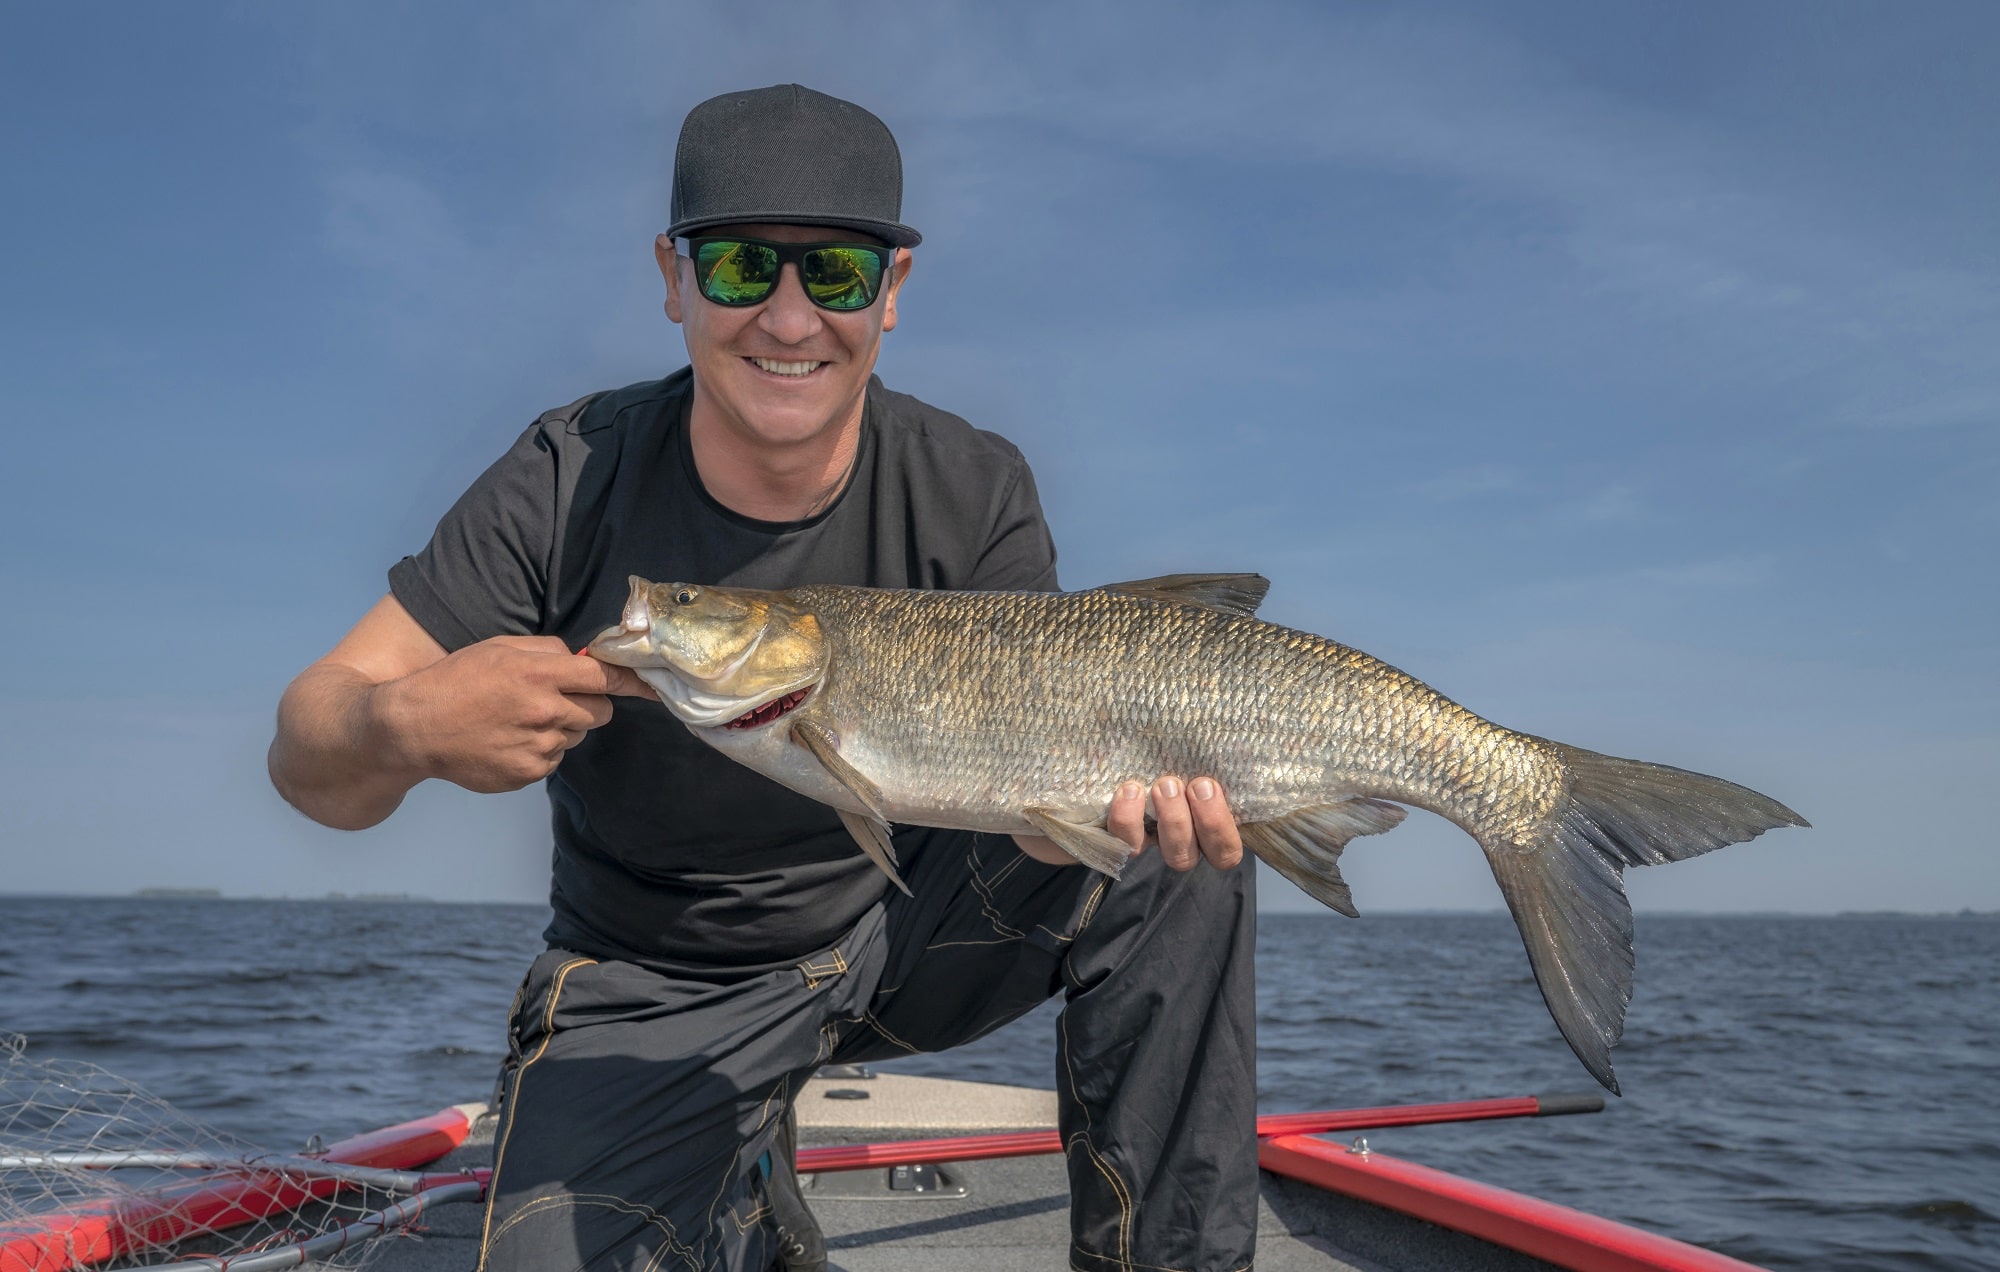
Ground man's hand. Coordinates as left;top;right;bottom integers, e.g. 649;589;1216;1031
269;596;654;831
1013;776;1245;872
374;638;655;794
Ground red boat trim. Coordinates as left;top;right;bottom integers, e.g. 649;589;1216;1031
0;1107;476;1272
1258;1133;1761;1272
10;1094;1726;1272
799;1130;1059;1173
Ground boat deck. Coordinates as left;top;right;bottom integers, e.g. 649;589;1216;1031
376;1073;1556;1271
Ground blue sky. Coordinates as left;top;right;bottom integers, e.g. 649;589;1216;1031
1;1;1993;913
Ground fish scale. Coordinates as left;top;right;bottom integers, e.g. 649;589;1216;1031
803;586;1463;827
589;571;1806;1092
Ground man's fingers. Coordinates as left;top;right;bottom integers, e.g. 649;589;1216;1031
490;635;575;655
598;663;658;700
551;652;654;698
1152;776;1197;871
565;692;617;731
1187;777;1244;869
1106;781;1148;852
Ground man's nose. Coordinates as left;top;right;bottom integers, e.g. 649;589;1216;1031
756;263;823;344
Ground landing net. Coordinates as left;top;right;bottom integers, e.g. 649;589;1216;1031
0;1037;483;1271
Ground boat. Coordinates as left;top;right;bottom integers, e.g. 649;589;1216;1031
2;1061;1759;1271
338;1068;1762;1272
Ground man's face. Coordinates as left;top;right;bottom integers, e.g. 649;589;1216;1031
657;223;912;449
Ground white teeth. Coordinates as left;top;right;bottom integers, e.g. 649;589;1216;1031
751;357;823;377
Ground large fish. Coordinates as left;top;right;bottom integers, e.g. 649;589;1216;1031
588;573;1805;1091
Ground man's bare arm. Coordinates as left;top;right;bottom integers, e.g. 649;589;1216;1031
268;595;652;831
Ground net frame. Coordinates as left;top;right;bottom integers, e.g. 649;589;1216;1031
0;1037;487;1271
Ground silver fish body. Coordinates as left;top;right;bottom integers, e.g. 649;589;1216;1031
590;573;1805;1092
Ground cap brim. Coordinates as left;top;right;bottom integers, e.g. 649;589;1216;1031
666;211;921;248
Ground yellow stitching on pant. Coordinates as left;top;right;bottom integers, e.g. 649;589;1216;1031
699;1075;789;1253
974;839;1030;894
985;850;1027;887
965;845;1028;939
1061;879;1113;990
1060;1011;1134;1271
1088;1137;1135;1269
969;860;1027;939
798;948;850;989
1079;878;1109;931
1072;1255;1250;1272
860;1008;920;1054
487;1192;700;1272
922;937;1017;950
1066;1132;1135;1271
477;956;596;1271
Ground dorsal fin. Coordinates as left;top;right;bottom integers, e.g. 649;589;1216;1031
1096;573;1271;617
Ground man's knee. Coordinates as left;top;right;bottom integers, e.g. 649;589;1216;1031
1063;850;1256;995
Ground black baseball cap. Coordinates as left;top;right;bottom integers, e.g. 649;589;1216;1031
667;84;922;248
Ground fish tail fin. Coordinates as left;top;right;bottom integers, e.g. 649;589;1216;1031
1484;743;1807;1094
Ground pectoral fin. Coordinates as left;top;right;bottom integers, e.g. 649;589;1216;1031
1239;798;1407;918
838;809;912;898
1023;807;1134;878
791;719;910;896
1095;573;1271;617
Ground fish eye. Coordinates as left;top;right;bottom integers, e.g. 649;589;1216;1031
674;587;698;606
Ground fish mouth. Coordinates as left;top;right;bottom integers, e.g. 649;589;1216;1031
722;687;814;730
586;580;663;666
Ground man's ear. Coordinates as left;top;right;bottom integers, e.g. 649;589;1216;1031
880;247;913;333
656;235;685;325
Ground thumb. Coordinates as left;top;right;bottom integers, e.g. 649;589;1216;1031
590;658;659;701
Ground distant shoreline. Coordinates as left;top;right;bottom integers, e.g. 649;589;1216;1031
0;893;1992;919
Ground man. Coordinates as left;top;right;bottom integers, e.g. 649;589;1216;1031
270;84;1258;1272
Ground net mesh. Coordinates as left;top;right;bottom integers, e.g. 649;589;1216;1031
0;1036;453;1270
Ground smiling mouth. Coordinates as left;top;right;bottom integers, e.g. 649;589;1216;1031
747;356;826;378
723;687;813;730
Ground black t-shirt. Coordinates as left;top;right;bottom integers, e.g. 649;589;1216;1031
388;369;1059;975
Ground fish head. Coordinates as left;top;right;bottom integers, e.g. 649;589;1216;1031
588;576;826;729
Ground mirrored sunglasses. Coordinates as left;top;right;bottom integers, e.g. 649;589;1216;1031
687;237;892;312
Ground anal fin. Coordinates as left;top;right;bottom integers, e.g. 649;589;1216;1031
791;719;910;896
1023;808;1134;878
1240;798;1406;918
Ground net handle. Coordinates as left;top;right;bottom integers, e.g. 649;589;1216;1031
0;1154;428;1190
151;1178;487;1272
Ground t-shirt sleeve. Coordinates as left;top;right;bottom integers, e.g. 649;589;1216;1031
969;456;1061;592
387;423;557;651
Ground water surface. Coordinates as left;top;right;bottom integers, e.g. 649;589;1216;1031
1;899;1992;1270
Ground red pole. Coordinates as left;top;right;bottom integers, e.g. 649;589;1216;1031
795;1093;1600;1174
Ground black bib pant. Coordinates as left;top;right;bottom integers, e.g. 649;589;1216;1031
476;830;1258;1272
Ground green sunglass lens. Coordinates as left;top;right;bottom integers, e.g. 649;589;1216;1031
802;247;884;310
696;241;780;304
